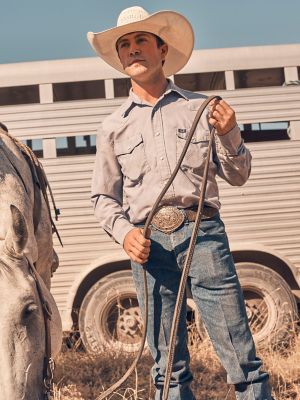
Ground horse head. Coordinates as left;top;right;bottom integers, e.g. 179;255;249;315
0;205;62;400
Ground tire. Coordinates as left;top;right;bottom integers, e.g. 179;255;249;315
79;271;204;353
79;270;143;353
79;263;297;353
235;262;298;349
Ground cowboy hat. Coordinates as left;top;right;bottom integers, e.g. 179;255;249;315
87;6;194;77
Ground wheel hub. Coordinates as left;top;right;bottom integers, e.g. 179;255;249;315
116;306;143;343
244;297;268;334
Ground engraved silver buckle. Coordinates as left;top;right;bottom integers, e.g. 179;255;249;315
151;206;185;234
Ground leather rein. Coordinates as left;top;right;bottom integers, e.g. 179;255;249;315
27;257;55;400
97;94;221;399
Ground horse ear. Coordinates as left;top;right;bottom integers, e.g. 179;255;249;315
4;205;28;257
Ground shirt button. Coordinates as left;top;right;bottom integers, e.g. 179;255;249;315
160;156;164;160
155;132;160;136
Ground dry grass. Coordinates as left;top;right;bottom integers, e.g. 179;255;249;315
52;329;300;400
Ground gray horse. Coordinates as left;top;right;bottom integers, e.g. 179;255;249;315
0;126;62;399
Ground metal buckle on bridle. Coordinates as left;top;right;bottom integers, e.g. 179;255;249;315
43;357;55;399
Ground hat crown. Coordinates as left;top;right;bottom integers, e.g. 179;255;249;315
117;6;150;27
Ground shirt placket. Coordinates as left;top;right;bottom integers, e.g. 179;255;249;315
151;104;175;199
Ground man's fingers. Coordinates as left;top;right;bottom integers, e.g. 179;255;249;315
127;241;150;261
131;239;150;254
210;103;226;117
141;227;152;239
123;228;151;264
134;229;151;246
211;110;224;120
128;234;151;255
219;99;233;112
208;97;236;136
210;99;231;114
208;117;220;128
128;249;149;264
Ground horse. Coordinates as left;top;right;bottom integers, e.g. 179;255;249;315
0;125;62;399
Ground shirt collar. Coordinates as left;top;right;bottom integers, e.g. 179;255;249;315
122;79;189;118
164;79;189;101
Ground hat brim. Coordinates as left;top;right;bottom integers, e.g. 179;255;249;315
87;10;194;77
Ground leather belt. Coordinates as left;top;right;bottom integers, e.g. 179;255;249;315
151;205;218;234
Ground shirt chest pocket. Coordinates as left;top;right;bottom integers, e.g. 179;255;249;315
176;127;211;172
114;133;150;182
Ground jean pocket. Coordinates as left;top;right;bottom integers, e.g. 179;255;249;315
114;133;150;182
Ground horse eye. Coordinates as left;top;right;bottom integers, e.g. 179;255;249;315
22;303;38;320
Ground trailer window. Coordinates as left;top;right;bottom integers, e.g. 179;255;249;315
53;80;105;102
234;68;284;89
56;135;96;156
174;72;226;91
113;78;131;97
0;85;40;106
239;122;290;142
21;138;43;158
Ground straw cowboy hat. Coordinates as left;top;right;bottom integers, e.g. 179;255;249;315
87;6;194;77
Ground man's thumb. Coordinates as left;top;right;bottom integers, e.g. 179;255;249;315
141;227;151;239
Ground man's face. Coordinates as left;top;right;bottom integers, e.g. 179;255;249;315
116;31;168;80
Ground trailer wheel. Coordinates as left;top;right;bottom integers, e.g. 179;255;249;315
79;271;205;353
79;271;143;353
235;262;298;348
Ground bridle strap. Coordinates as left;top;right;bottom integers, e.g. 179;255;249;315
96;94;221;399
26;258;54;399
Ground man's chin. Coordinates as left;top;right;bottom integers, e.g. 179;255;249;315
125;64;148;78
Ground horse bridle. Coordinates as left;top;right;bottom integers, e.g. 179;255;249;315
97;95;222;399
0;131;61;398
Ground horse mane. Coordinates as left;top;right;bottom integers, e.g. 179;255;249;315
0;122;8;132
0;129;62;247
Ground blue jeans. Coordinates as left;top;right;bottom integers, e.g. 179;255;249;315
131;214;272;400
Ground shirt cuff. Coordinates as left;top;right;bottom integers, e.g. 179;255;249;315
112;218;135;246
217;124;243;155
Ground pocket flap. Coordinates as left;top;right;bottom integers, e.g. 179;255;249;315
114;134;143;156
176;128;210;143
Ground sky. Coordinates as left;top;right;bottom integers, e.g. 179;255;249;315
1;0;300;64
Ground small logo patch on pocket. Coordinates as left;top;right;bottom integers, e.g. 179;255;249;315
178;128;187;133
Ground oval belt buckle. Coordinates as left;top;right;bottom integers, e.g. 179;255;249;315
151;206;185;234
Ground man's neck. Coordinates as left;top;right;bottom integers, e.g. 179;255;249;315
131;75;168;105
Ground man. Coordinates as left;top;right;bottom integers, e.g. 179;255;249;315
89;6;273;400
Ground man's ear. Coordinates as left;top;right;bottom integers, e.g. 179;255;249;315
161;43;168;61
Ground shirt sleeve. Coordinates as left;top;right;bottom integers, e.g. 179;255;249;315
91;129;134;245
213;124;252;186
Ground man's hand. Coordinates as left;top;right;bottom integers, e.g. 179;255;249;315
123;228;151;264
208;99;237;136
